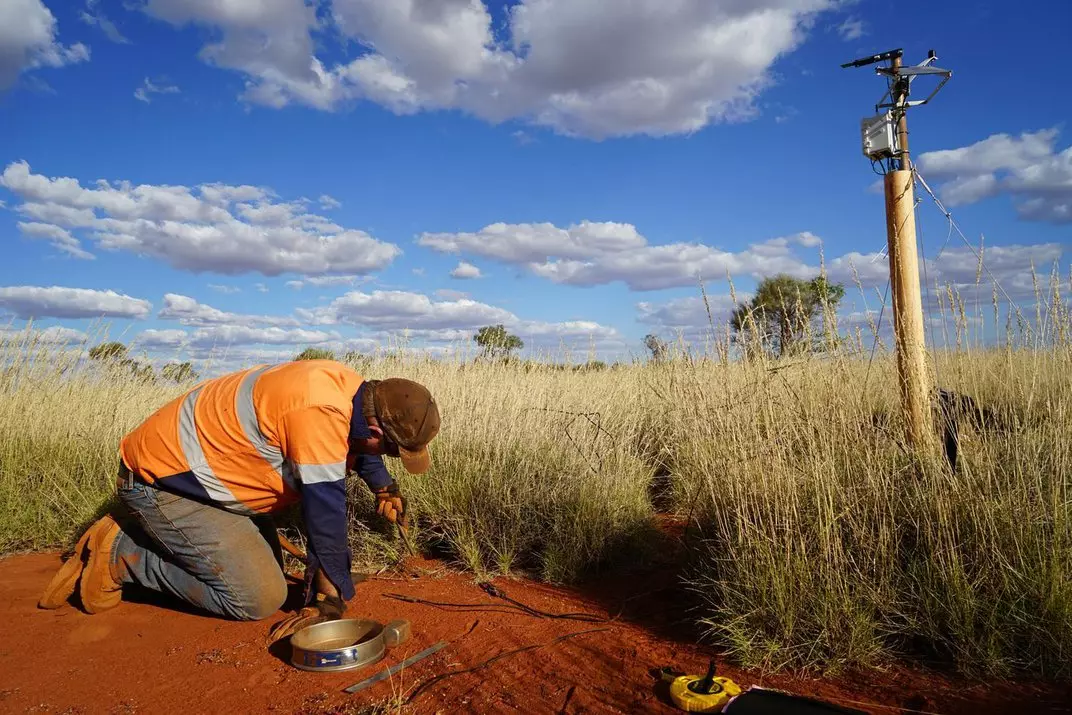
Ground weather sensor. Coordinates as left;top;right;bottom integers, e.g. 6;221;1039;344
842;48;952;169
861;112;897;160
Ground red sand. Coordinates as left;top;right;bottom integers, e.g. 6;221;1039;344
1;552;1070;714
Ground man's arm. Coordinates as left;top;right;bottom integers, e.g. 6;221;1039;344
349;383;406;521
352;452;394;491
278;405;355;603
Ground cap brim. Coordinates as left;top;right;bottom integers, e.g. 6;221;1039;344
399;445;430;475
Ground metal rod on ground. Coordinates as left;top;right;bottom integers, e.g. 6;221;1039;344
397;522;417;557
343;640;448;694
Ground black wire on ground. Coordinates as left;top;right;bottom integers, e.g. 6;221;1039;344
383;585;609;624
382;593;531;616
478;582;608;623
403;628;610;706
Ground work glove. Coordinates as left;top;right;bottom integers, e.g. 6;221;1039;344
266;592;345;645
373;482;407;527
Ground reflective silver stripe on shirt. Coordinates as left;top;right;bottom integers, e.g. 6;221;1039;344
235;365;298;492
179;385;256;514
295;461;347;485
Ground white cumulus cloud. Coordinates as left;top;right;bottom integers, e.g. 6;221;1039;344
135;325;341;350
158;293;299;327
0;0;90;90
421;221;823;290
635;240;1065;343
136;0;837;139
434;288;468;300
285;275;365;290
295;288;621;350
17;221;95;259
135;328;189;348
0;324;89;344
0;285;151;319
917;128;1072;223
0;161;401;275
299;289;514;330
208;283;240;294
924;242;1063;303
449;260;482;279
637;293;745;331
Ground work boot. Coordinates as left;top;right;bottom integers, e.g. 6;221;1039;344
38;524;96;609
78;514;124;614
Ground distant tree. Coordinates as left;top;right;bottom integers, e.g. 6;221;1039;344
343;350;374;369
295;347;336;361
161;361;198;384
88;341;155;381
575;360;607;372
730;274;845;359
473;324;523;360
127;361;156;383
89;342;129;362
643;334;668;362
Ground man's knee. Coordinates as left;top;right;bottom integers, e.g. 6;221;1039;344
228;571;287;621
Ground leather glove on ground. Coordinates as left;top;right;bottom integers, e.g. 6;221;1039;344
373;483;407;527
266;592;345;645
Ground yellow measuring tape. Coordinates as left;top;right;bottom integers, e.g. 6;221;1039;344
660;662;741;713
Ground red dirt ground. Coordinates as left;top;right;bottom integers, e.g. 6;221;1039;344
1;552;1070;715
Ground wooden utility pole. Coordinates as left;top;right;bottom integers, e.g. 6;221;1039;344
843;48;952;449
885;55;933;448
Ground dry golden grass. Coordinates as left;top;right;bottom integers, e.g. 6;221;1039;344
0;281;1069;679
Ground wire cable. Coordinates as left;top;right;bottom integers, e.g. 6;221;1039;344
478;582;608;622
383;588;609;624
861;279;891;398
402;628;610;706
914;168;1035;341
912;170;942;390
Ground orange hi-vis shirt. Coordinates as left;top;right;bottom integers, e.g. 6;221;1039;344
119;360;371;600
121;359;362;514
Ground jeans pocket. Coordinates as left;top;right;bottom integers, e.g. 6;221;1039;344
118;484;182;559
152;488;186;508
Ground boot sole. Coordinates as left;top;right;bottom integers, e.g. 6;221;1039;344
38;527;94;609
79;516;123;615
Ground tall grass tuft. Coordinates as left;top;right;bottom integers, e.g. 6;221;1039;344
669;273;1072;678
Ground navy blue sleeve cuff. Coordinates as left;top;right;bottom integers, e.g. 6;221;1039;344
349;382;395;492
300;479;355;602
355;453;394;491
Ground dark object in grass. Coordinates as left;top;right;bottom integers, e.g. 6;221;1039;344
935;388;1006;472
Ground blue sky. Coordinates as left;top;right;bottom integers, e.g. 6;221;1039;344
1;0;1069;369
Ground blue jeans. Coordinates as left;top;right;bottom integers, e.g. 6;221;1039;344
111;467;288;621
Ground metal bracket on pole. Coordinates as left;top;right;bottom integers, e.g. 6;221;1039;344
873;53;952;112
842;49;953;165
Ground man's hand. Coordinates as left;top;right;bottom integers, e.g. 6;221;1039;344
266;592;345;645
373;482;407;527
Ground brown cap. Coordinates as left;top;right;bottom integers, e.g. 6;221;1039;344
369;378;440;474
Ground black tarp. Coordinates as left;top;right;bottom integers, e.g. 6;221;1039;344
723;687;869;715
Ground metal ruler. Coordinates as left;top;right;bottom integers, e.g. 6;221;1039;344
343;640;448;694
